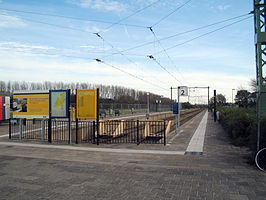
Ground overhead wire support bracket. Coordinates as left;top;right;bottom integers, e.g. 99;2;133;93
147;55;154;59
94;32;102;39
95;59;103;63
147;27;153;32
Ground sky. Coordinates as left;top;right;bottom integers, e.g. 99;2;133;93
0;0;255;103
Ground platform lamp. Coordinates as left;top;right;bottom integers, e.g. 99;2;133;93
232;89;235;107
146;92;150;119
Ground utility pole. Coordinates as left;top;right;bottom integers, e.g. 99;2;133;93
254;0;266;151
170;87;172;102
232;89;235;107
208;86;210;112
214;90;217;122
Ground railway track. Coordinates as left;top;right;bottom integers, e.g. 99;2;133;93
164;108;205;132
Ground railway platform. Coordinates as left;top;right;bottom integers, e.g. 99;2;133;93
0;110;265;199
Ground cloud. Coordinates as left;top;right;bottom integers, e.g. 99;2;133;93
217;5;231;11
0;12;26;28
68;0;128;12
0;42;56;51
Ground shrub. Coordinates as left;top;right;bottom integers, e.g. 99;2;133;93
218;107;258;150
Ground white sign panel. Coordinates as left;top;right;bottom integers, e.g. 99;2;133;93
178;86;188;96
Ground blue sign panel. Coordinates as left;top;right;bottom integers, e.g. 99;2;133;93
49;90;69;118
173;103;179;114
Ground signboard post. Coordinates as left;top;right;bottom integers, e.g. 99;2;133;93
177;86;188;132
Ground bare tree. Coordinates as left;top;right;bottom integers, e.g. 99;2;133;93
250;78;257;92
0;81;6;92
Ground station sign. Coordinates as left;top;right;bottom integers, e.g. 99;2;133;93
76;89;97;119
178;86;188;96
13;91;49;118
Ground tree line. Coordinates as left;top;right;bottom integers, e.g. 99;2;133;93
0;80;171;104
209;79;257;108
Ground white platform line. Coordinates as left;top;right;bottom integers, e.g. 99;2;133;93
185;111;208;153
0;142;185;155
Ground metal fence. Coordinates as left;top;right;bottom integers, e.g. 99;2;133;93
9;119;167;145
99;103;172;113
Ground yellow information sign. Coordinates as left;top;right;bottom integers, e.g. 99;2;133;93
77;89;97;119
13;92;49;118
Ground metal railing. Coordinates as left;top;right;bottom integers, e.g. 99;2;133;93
10;119;167;145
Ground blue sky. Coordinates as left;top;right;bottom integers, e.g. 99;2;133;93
0;0;255;102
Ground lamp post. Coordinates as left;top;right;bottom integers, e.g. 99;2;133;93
232;89;235;107
146;92;150;119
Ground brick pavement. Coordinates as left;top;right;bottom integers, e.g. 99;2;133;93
0;112;265;200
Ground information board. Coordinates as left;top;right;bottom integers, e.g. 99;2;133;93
173;103;179;114
13;91;49;118
76;89;97;119
50;90;69;118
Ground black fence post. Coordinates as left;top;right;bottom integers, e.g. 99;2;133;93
97;122;99;145
137;120;139;145
93;121;96;144
96;88;99;145
75;90;78;144
164;120;166;146
76;118;78;144
68;89;71;144
9;118;11;139
48;118;52;143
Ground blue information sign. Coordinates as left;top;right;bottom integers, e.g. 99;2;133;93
49;90;69;118
173;103;179;114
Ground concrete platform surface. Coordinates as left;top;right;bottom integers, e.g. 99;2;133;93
0;112;265;199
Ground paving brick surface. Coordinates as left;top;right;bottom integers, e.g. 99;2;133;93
0;112;265;200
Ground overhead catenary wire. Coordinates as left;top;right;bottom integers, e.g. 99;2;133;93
151;0;192;28
93;33;171;88
98;0;162;33
147;55;183;85
95;59;169;91
102;13;251;58
159;15;252;54
0;13;95;34
0;46;169;91
0;8;170;89
0;7;147;28
0;11;250;58
148;27;188;86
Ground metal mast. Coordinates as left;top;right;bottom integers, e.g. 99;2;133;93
254;0;266;151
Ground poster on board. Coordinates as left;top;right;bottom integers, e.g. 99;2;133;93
13;91;49;118
50;90;69;118
76;89;97;119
